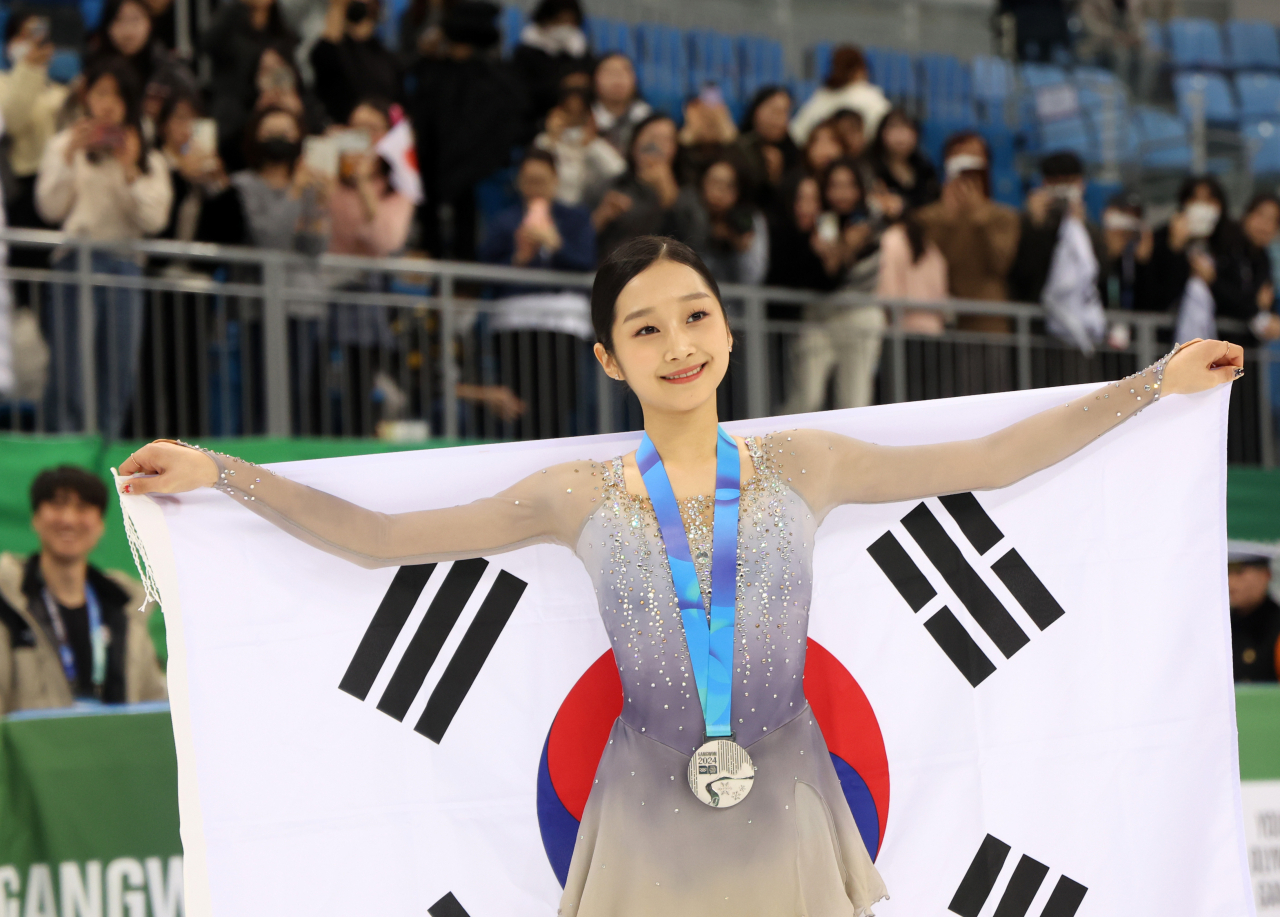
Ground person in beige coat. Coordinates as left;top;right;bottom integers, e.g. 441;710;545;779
0;466;165;714
0;13;71;232
35;57;172;435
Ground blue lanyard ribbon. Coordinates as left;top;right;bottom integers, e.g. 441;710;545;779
41;584;106;690
637;426;741;739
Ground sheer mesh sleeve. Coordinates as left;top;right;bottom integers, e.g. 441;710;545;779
198;450;604;569
769;352;1180;523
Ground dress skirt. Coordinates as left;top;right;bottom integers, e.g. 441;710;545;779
558;705;888;917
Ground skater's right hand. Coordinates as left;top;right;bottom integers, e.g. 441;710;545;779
118;441;220;495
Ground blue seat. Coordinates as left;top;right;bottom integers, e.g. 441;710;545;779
1143;19;1166;56
635;23;690;112
48;49;81;83
81;0;106;31
1227;20;1280;71
1246;120;1280;173
740;36;785;100
809;42;833;84
971;54;1016;126
1235;72;1280;124
1020;62;1069;88
1038;115;1096;162
1174;71;1239;125
585;17;636;59
1168;18;1227;69
865;47;916;105
500;6;525;57
1135;106;1192;169
918;52;970;121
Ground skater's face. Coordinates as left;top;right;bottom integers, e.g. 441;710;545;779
594;259;731;414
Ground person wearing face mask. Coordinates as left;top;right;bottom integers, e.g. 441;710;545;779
202;0;299;159
36;58;173;437
0;14;71;244
1150;177;1268;345
197;106;330;259
311;0;402;126
591;53;651;157
535;83;626;209
514;0;594;129
915;132;1021;333
731;86;800;211
867;108;939;213
1098;192;1155;348
1008;152;1109;354
197;107;332;433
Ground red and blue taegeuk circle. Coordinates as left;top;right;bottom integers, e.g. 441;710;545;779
535;639;890;886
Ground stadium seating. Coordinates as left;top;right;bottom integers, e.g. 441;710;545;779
970;54;1015;126
1167;18;1227;70
1235;72;1280;125
1134;106;1193;169
1173;71;1239;126
585;17;637;61
1142;19;1167;57
1226;20;1280;72
864;47;917;107
1245;120;1280;174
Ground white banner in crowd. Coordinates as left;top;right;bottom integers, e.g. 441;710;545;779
121;384;1254;917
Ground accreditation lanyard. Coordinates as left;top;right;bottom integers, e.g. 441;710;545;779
41;584;106;691
637;426;741;739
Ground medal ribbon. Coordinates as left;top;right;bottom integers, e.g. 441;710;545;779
637;426;740;738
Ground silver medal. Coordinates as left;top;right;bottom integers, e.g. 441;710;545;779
687;738;755;808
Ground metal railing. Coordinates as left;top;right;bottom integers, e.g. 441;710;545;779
0;229;1272;464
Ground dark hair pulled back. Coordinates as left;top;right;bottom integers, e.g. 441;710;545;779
590;236;723;353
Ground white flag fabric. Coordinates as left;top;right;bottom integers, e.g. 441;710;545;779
120;383;1252;917
375;119;424;206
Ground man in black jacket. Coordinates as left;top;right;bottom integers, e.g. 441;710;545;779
410;0;528;260
1008;151;1107;307
1229;546;1280;683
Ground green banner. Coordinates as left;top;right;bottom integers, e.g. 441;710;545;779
0;704;181;915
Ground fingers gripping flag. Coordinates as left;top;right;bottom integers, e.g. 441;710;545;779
120;384;1252;917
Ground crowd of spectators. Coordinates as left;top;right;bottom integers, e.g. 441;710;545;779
2;0;1280;430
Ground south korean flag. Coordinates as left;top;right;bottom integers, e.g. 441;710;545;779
120;383;1252;917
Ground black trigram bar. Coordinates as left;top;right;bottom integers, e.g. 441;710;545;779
950;835;1088;917
991;549;1066;631
1040;876;1088;917
949;834;1011;917
868;531;936;611
923;607;996;687
902;504;1030;658
939;492;1005;555
416;570;528;742
992;855;1050;917
339;564;437;700
428;892;471;917
376;559;490;721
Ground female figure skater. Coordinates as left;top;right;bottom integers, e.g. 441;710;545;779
120;236;1242;917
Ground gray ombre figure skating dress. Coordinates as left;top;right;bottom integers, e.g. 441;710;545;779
199;362;1169;916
